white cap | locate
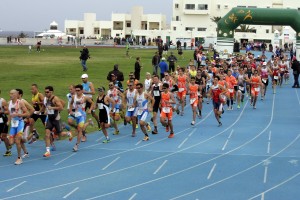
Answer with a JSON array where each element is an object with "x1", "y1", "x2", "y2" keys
[
  {"x1": 161, "y1": 57, "x2": 166, "y2": 61},
  {"x1": 81, "y1": 74, "x2": 88, "y2": 78},
  {"x1": 262, "y1": 62, "x2": 267, "y2": 66}
]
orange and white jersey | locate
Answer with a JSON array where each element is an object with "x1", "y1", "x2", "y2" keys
[
  {"x1": 251, "y1": 76, "x2": 260, "y2": 88},
  {"x1": 189, "y1": 84, "x2": 199, "y2": 99},
  {"x1": 177, "y1": 75, "x2": 187, "y2": 91},
  {"x1": 225, "y1": 75, "x2": 237, "y2": 89}
]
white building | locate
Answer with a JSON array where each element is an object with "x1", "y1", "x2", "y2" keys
[
  {"x1": 36, "y1": 21, "x2": 66, "y2": 38},
  {"x1": 64, "y1": 6, "x2": 167, "y2": 42},
  {"x1": 171, "y1": 0, "x2": 297, "y2": 47}
]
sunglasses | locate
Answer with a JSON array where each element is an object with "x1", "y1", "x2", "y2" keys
[
  {"x1": 109, "y1": 84, "x2": 114, "y2": 86},
  {"x1": 136, "y1": 87, "x2": 141, "y2": 89},
  {"x1": 75, "y1": 89, "x2": 81, "y2": 92},
  {"x1": 165, "y1": 75, "x2": 169, "y2": 76},
  {"x1": 162, "y1": 87, "x2": 167, "y2": 89},
  {"x1": 45, "y1": 91, "x2": 50, "y2": 93}
]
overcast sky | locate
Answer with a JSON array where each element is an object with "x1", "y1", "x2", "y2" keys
[{"x1": 0, "y1": 0, "x2": 173, "y2": 31}]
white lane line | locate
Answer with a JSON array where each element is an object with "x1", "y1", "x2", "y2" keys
[
  {"x1": 135, "y1": 140, "x2": 142, "y2": 146},
  {"x1": 54, "y1": 154, "x2": 76, "y2": 166},
  {"x1": 267, "y1": 142, "x2": 271, "y2": 154},
  {"x1": 63, "y1": 187, "x2": 79, "y2": 199},
  {"x1": 261, "y1": 193, "x2": 265, "y2": 200},
  {"x1": 228, "y1": 129, "x2": 234, "y2": 139},
  {"x1": 96, "y1": 136, "x2": 104, "y2": 142},
  {"x1": 263, "y1": 166, "x2": 268, "y2": 183},
  {"x1": 178, "y1": 138, "x2": 189, "y2": 149},
  {"x1": 153, "y1": 160, "x2": 168, "y2": 175},
  {"x1": 128, "y1": 193, "x2": 137, "y2": 200},
  {"x1": 268, "y1": 131, "x2": 272, "y2": 141},
  {"x1": 7, "y1": 181, "x2": 26, "y2": 192},
  {"x1": 188, "y1": 129, "x2": 197, "y2": 137},
  {"x1": 207, "y1": 163, "x2": 216, "y2": 180},
  {"x1": 295, "y1": 89, "x2": 300, "y2": 105},
  {"x1": 102, "y1": 157, "x2": 120, "y2": 170},
  {"x1": 221, "y1": 140, "x2": 229, "y2": 151}
]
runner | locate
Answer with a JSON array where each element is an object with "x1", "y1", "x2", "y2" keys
[
  {"x1": 7, "y1": 89, "x2": 30, "y2": 165},
  {"x1": 160, "y1": 83, "x2": 176, "y2": 138},
  {"x1": 43, "y1": 86, "x2": 73, "y2": 157},
  {"x1": 175, "y1": 67, "x2": 188, "y2": 116},
  {"x1": 195, "y1": 69, "x2": 206, "y2": 118},
  {"x1": 81, "y1": 73, "x2": 99, "y2": 141},
  {"x1": 123, "y1": 81, "x2": 137, "y2": 137},
  {"x1": 150, "y1": 75, "x2": 162, "y2": 134},
  {"x1": 0, "y1": 90, "x2": 10, "y2": 157},
  {"x1": 258, "y1": 62, "x2": 272, "y2": 100},
  {"x1": 249, "y1": 70, "x2": 263, "y2": 109},
  {"x1": 236, "y1": 68, "x2": 248, "y2": 109},
  {"x1": 225, "y1": 70, "x2": 237, "y2": 110},
  {"x1": 133, "y1": 83, "x2": 153, "y2": 141},
  {"x1": 271, "y1": 60, "x2": 280, "y2": 94},
  {"x1": 96, "y1": 87, "x2": 115, "y2": 143},
  {"x1": 208, "y1": 77, "x2": 227, "y2": 126},
  {"x1": 28, "y1": 84, "x2": 45, "y2": 144},
  {"x1": 189, "y1": 77, "x2": 200, "y2": 125},
  {"x1": 68, "y1": 84, "x2": 94, "y2": 152}
]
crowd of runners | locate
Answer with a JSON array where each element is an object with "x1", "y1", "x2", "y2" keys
[{"x1": 0, "y1": 48, "x2": 293, "y2": 165}]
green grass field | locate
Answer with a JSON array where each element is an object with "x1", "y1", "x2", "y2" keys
[{"x1": 0, "y1": 45, "x2": 194, "y2": 138}]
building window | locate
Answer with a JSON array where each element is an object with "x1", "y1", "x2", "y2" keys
[
  {"x1": 197, "y1": 27, "x2": 207, "y2": 31},
  {"x1": 126, "y1": 23, "x2": 131, "y2": 28},
  {"x1": 266, "y1": 29, "x2": 269, "y2": 33},
  {"x1": 176, "y1": 16, "x2": 180, "y2": 21},
  {"x1": 80, "y1": 30, "x2": 84, "y2": 34},
  {"x1": 217, "y1": 4, "x2": 221, "y2": 9},
  {"x1": 175, "y1": 3, "x2": 179, "y2": 8},
  {"x1": 185, "y1": 27, "x2": 194, "y2": 31},
  {"x1": 198, "y1": 4, "x2": 208, "y2": 10},
  {"x1": 185, "y1": 4, "x2": 195, "y2": 10},
  {"x1": 224, "y1": 5, "x2": 229, "y2": 9},
  {"x1": 248, "y1": 6, "x2": 257, "y2": 8},
  {"x1": 298, "y1": 8, "x2": 300, "y2": 11},
  {"x1": 173, "y1": 27, "x2": 176, "y2": 31},
  {"x1": 237, "y1": 6, "x2": 246, "y2": 8}
]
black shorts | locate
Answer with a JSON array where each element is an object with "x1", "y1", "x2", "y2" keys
[
  {"x1": 31, "y1": 113, "x2": 47, "y2": 123},
  {"x1": 85, "y1": 98, "x2": 96, "y2": 113},
  {"x1": 99, "y1": 109, "x2": 109, "y2": 124},
  {"x1": 46, "y1": 119, "x2": 61, "y2": 134},
  {"x1": 0, "y1": 115, "x2": 8, "y2": 133},
  {"x1": 153, "y1": 99, "x2": 160, "y2": 113},
  {"x1": 234, "y1": 85, "x2": 238, "y2": 91}
]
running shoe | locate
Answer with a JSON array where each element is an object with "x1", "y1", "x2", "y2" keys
[
  {"x1": 136, "y1": 124, "x2": 139, "y2": 129},
  {"x1": 81, "y1": 135, "x2": 87, "y2": 142},
  {"x1": 218, "y1": 122, "x2": 222, "y2": 127},
  {"x1": 176, "y1": 109, "x2": 180, "y2": 115},
  {"x1": 168, "y1": 133, "x2": 175, "y2": 138},
  {"x1": 22, "y1": 153, "x2": 29, "y2": 159},
  {"x1": 191, "y1": 121, "x2": 195, "y2": 125},
  {"x1": 68, "y1": 131, "x2": 73, "y2": 141},
  {"x1": 88, "y1": 118, "x2": 94, "y2": 126},
  {"x1": 50, "y1": 144, "x2": 56, "y2": 151},
  {"x1": 180, "y1": 111, "x2": 184, "y2": 116},
  {"x1": 43, "y1": 151, "x2": 51, "y2": 157},
  {"x1": 131, "y1": 133, "x2": 136, "y2": 137},
  {"x1": 98, "y1": 127, "x2": 102, "y2": 131},
  {"x1": 3, "y1": 151, "x2": 12, "y2": 157},
  {"x1": 33, "y1": 129, "x2": 39, "y2": 139},
  {"x1": 113, "y1": 130, "x2": 120, "y2": 135},
  {"x1": 166, "y1": 125, "x2": 169, "y2": 132},
  {"x1": 152, "y1": 130, "x2": 158, "y2": 134},
  {"x1": 143, "y1": 136, "x2": 149, "y2": 141},
  {"x1": 73, "y1": 145, "x2": 78, "y2": 152},
  {"x1": 28, "y1": 137, "x2": 37, "y2": 144},
  {"x1": 237, "y1": 105, "x2": 240, "y2": 109},
  {"x1": 102, "y1": 139, "x2": 111, "y2": 143},
  {"x1": 146, "y1": 123, "x2": 151, "y2": 132},
  {"x1": 14, "y1": 158, "x2": 23, "y2": 165}
]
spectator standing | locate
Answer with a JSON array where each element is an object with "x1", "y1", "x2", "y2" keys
[
  {"x1": 163, "y1": 43, "x2": 169, "y2": 55},
  {"x1": 134, "y1": 57, "x2": 142, "y2": 81},
  {"x1": 152, "y1": 52, "x2": 160, "y2": 75},
  {"x1": 79, "y1": 46, "x2": 90, "y2": 71},
  {"x1": 36, "y1": 41, "x2": 41, "y2": 52},
  {"x1": 167, "y1": 52, "x2": 177, "y2": 72},
  {"x1": 107, "y1": 64, "x2": 124, "y2": 82},
  {"x1": 291, "y1": 56, "x2": 300, "y2": 88},
  {"x1": 159, "y1": 57, "x2": 168, "y2": 80}
]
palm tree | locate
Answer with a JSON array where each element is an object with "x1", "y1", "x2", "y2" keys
[
  {"x1": 18, "y1": 32, "x2": 28, "y2": 38},
  {"x1": 210, "y1": 16, "x2": 222, "y2": 24}
]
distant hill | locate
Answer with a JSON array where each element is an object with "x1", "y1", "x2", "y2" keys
[{"x1": 0, "y1": 31, "x2": 36, "y2": 38}]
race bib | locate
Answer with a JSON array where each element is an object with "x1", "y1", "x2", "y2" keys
[
  {"x1": 128, "y1": 107, "x2": 135, "y2": 111},
  {"x1": 153, "y1": 90, "x2": 160, "y2": 96},
  {"x1": 98, "y1": 103, "x2": 103, "y2": 109},
  {"x1": 197, "y1": 91, "x2": 201, "y2": 96},
  {"x1": 228, "y1": 89, "x2": 234, "y2": 93},
  {"x1": 11, "y1": 119, "x2": 19, "y2": 127},
  {"x1": 254, "y1": 87, "x2": 260, "y2": 92},
  {"x1": 262, "y1": 79, "x2": 267, "y2": 83},
  {"x1": 75, "y1": 111, "x2": 82, "y2": 117},
  {"x1": 280, "y1": 68, "x2": 285, "y2": 72},
  {"x1": 137, "y1": 108, "x2": 144, "y2": 115},
  {"x1": 190, "y1": 98, "x2": 196, "y2": 104},
  {"x1": 162, "y1": 107, "x2": 170, "y2": 113},
  {"x1": 239, "y1": 86, "x2": 244, "y2": 91},
  {"x1": 274, "y1": 76, "x2": 278, "y2": 80},
  {"x1": 178, "y1": 88, "x2": 184, "y2": 92},
  {"x1": 47, "y1": 109, "x2": 54, "y2": 115},
  {"x1": 0, "y1": 117, "x2": 3, "y2": 123}
]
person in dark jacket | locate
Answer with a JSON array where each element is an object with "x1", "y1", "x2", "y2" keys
[
  {"x1": 134, "y1": 57, "x2": 142, "y2": 81},
  {"x1": 79, "y1": 46, "x2": 90, "y2": 71},
  {"x1": 152, "y1": 51, "x2": 160, "y2": 75},
  {"x1": 291, "y1": 56, "x2": 300, "y2": 88},
  {"x1": 107, "y1": 64, "x2": 124, "y2": 82}
]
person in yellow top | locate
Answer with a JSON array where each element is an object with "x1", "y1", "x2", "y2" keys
[{"x1": 28, "y1": 84, "x2": 46, "y2": 143}]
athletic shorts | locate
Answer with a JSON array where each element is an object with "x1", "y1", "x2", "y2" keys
[
  {"x1": 153, "y1": 99, "x2": 160, "y2": 113},
  {"x1": 0, "y1": 115, "x2": 8, "y2": 133},
  {"x1": 99, "y1": 109, "x2": 110, "y2": 124},
  {"x1": 177, "y1": 90, "x2": 186, "y2": 99},
  {"x1": 9, "y1": 119, "x2": 25, "y2": 136},
  {"x1": 213, "y1": 101, "x2": 221, "y2": 111},
  {"x1": 46, "y1": 119, "x2": 61, "y2": 134},
  {"x1": 160, "y1": 107, "x2": 173, "y2": 120},
  {"x1": 190, "y1": 97, "x2": 198, "y2": 107},
  {"x1": 31, "y1": 113, "x2": 47, "y2": 123},
  {"x1": 136, "y1": 110, "x2": 149, "y2": 122},
  {"x1": 251, "y1": 87, "x2": 260, "y2": 97},
  {"x1": 126, "y1": 108, "x2": 136, "y2": 118}
]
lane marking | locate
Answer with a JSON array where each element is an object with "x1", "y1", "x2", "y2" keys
[
  {"x1": 7, "y1": 181, "x2": 26, "y2": 192},
  {"x1": 102, "y1": 157, "x2": 120, "y2": 170},
  {"x1": 188, "y1": 129, "x2": 197, "y2": 137},
  {"x1": 135, "y1": 140, "x2": 142, "y2": 146},
  {"x1": 178, "y1": 138, "x2": 189, "y2": 149},
  {"x1": 228, "y1": 129, "x2": 234, "y2": 139},
  {"x1": 153, "y1": 160, "x2": 168, "y2": 175},
  {"x1": 221, "y1": 140, "x2": 229, "y2": 151},
  {"x1": 207, "y1": 163, "x2": 216, "y2": 180},
  {"x1": 96, "y1": 136, "x2": 104, "y2": 142},
  {"x1": 128, "y1": 193, "x2": 137, "y2": 200},
  {"x1": 54, "y1": 154, "x2": 76, "y2": 166},
  {"x1": 295, "y1": 89, "x2": 300, "y2": 105},
  {"x1": 261, "y1": 192, "x2": 265, "y2": 200},
  {"x1": 267, "y1": 131, "x2": 272, "y2": 154},
  {"x1": 63, "y1": 187, "x2": 79, "y2": 199},
  {"x1": 263, "y1": 166, "x2": 268, "y2": 184}
]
